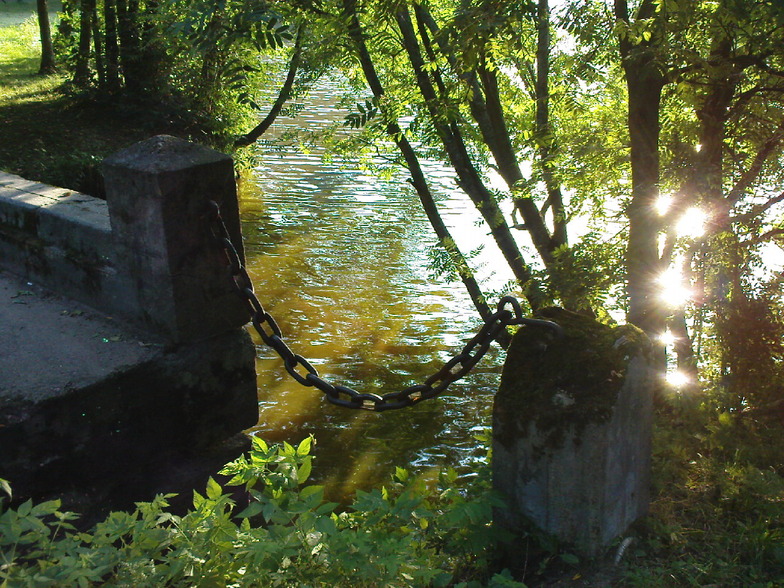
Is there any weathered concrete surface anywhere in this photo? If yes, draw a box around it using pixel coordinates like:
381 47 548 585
0 171 132 320
0 268 157 402
0 138 259 517
103 135 248 343
0 266 258 508
1 136 250 345
493 308 654 558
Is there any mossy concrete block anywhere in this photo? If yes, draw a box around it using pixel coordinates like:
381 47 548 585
493 308 654 557
102 135 248 343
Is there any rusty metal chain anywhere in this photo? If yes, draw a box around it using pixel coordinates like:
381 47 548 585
208 200 562 411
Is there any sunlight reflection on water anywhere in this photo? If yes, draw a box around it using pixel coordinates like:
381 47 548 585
238 80 513 501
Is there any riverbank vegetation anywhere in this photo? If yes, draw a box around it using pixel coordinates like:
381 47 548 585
0 3 243 195
2 421 783 586
1 0 783 585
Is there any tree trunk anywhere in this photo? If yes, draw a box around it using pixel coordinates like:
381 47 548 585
395 7 544 309
413 4 556 278
36 0 56 74
625 73 665 339
91 7 106 88
535 0 566 247
615 0 666 363
669 309 697 383
74 0 93 86
103 0 121 93
116 0 142 92
341 0 514 335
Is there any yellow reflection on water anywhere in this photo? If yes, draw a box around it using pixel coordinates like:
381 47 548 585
237 142 504 502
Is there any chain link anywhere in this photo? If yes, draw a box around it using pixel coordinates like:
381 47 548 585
208 200 563 411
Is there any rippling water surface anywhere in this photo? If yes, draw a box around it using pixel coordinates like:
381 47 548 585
238 80 512 500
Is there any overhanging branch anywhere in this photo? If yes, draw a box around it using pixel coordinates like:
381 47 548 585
235 26 305 148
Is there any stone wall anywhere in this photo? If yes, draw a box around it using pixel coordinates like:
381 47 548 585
0 135 249 343
0 137 259 515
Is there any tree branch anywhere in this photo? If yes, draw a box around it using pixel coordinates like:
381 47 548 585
340 0 514 331
730 190 784 227
727 120 784 205
235 26 305 147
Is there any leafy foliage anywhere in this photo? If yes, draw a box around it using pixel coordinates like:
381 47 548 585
3 421 782 586
0 437 523 587
619 401 784 586
344 97 379 129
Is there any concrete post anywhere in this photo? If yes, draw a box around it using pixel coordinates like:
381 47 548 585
103 135 248 343
493 308 654 557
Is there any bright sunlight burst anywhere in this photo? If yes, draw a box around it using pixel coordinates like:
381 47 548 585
666 370 691 388
659 330 676 347
675 207 707 238
658 259 692 307
656 193 673 216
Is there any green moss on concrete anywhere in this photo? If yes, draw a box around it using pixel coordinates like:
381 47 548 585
495 307 651 451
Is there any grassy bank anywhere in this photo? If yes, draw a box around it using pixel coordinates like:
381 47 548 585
0 8 198 195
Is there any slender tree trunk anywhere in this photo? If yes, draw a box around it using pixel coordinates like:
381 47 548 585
625 73 665 338
615 0 666 360
395 6 544 309
341 0 515 334
133 0 164 92
103 0 121 93
74 0 93 86
410 3 589 313
116 0 142 92
414 4 555 271
535 0 566 247
91 7 105 87
669 309 697 382
36 0 56 74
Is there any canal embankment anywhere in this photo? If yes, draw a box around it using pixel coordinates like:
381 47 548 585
0 138 259 520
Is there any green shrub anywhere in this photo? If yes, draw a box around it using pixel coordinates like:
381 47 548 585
0 436 523 587
619 404 784 587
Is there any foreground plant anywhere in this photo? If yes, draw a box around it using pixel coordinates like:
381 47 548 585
0 436 521 587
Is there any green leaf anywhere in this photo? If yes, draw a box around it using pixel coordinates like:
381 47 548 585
17 499 32 518
297 457 313 484
237 502 264 519
31 500 61 517
297 436 313 456
251 436 268 453
314 515 336 535
192 490 206 509
559 552 579 565
316 502 339 515
0 478 11 500
300 485 323 500
394 467 409 483
206 477 223 501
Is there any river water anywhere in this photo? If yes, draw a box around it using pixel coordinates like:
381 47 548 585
237 80 514 500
